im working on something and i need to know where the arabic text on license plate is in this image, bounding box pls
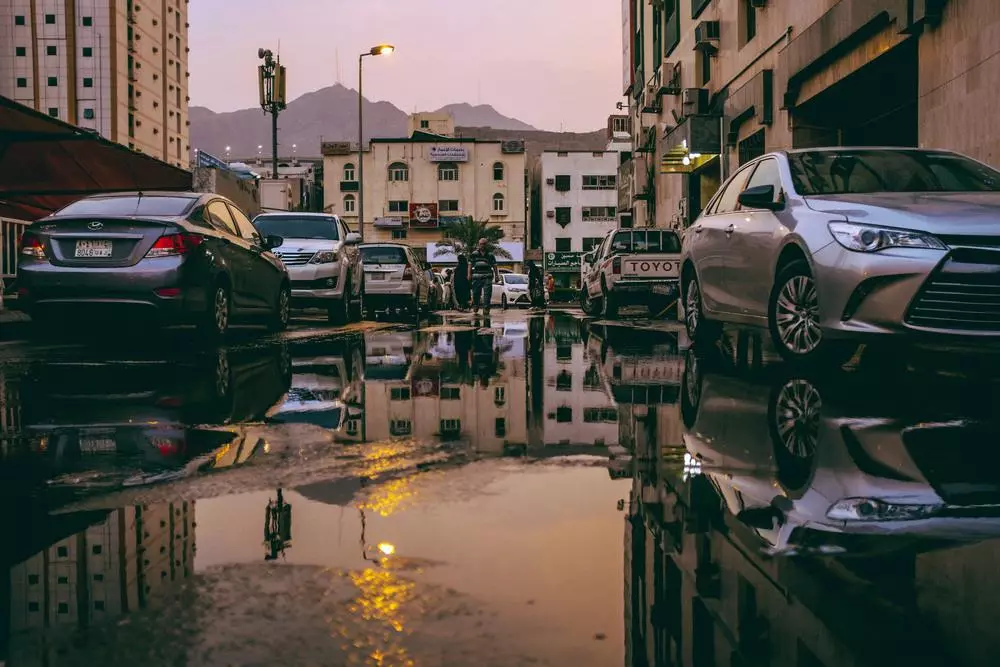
[652,283,677,296]
[75,240,113,258]
[80,438,116,453]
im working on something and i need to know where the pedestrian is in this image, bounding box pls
[469,238,498,316]
[453,254,470,310]
[546,273,556,301]
[526,260,545,309]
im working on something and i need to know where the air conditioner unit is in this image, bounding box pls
[681,88,709,115]
[545,177,555,185]
[694,21,721,51]
[658,60,681,96]
[749,0,767,7]
[546,210,555,218]
[642,83,660,113]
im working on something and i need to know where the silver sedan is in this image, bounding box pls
[681,147,1000,363]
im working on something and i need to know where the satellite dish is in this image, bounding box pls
[257,48,266,59]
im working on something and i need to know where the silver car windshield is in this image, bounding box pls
[56,195,197,216]
[254,216,339,240]
[788,150,1000,195]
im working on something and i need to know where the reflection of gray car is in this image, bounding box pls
[681,148,1000,364]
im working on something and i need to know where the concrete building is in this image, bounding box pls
[322,113,527,263]
[0,0,191,167]
[620,0,999,229]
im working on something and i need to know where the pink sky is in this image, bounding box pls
[188,0,622,131]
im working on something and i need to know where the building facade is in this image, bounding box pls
[620,0,998,230]
[322,113,527,263]
[0,0,191,167]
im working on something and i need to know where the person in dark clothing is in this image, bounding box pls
[468,238,499,315]
[453,254,470,310]
[525,260,545,309]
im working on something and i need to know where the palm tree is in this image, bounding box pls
[433,216,512,259]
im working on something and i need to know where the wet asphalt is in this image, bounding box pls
[1,308,1000,666]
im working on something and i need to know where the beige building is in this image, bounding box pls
[0,0,191,167]
[323,113,527,262]
[622,0,998,228]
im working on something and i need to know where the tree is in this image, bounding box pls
[433,216,512,259]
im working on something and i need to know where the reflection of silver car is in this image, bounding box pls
[681,148,1000,364]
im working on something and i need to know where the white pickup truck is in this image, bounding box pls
[579,228,682,318]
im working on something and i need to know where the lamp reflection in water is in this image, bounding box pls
[264,488,292,561]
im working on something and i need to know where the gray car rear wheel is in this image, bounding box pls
[683,274,720,343]
[199,283,230,339]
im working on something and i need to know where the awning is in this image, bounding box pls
[660,115,721,174]
[0,95,192,220]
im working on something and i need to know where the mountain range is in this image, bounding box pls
[189,84,549,158]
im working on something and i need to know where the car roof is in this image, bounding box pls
[359,242,409,248]
[254,211,341,218]
[779,146,960,156]
[82,190,202,199]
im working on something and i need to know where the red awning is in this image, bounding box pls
[0,95,192,221]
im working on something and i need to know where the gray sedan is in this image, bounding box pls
[681,147,1000,363]
[17,191,290,337]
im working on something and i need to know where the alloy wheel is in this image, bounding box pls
[773,378,821,460]
[775,275,821,355]
[214,287,229,334]
[278,288,290,326]
[685,280,701,336]
[214,349,231,398]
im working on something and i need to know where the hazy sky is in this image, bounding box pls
[188,0,622,132]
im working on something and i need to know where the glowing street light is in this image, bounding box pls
[358,43,395,241]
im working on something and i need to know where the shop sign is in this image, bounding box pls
[429,146,469,162]
[408,203,438,228]
[544,251,582,272]
[373,216,405,228]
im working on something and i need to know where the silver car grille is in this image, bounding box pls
[907,270,1000,332]
[275,251,315,266]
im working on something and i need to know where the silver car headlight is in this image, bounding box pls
[826,497,939,522]
[828,222,946,252]
[309,251,338,264]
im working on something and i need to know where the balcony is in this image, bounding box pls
[339,180,359,192]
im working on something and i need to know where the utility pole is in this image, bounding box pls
[258,48,287,179]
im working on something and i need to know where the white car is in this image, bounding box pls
[252,212,363,324]
[491,273,531,308]
[359,243,432,320]
[580,228,681,318]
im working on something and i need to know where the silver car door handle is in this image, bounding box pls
[725,224,735,235]
[693,226,703,234]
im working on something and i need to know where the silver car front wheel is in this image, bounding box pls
[774,273,822,355]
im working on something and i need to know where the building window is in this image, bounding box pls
[390,420,412,437]
[15,46,26,56]
[493,161,505,181]
[388,200,408,213]
[48,108,58,117]
[556,370,572,391]
[45,14,56,24]
[83,108,95,120]
[492,193,505,213]
[440,419,461,434]
[437,162,459,181]
[555,406,572,423]
[46,45,57,56]
[15,15,26,26]
[699,51,712,86]
[83,46,93,57]
[47,76,57,87]
[16,77,27,88]
[82,16,93,26]
[420,120,429,128]
[582,237,603,252]
[441,386,461,400]
[343,162,355,181]
[555,238,571,252]
[554,207,571,227]
[554,174,571,191]
[388,162,409,182]
[390,387,411,401]
[556,345,572,361]
[495,418,506,438]
[582,174,616,190]
[343,194,356,213]
[439,200,459,212]
[582,206,617,221]
[494,386,506,405]
[741,0,757,47]
[391,229,408,240]
[83,77,94,88]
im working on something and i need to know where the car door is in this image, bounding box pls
[690,163,756,315]
[204,200,253,310]
[586,233,612,298]
[723,158,787,320]
[229,202,284,310]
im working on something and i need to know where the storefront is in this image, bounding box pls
[543,251,582,292]
[660,114,722,227]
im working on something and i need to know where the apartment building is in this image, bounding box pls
[621,0,999,229]
[322,113,527,263]
[0,0,191,167]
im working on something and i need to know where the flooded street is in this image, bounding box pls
[2,311,1000,666]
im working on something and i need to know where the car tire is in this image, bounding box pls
[601,281,618,319]
[683,274,721,343]
[501,294,508,310]
[410,297,421,323]
[268,283,291,332]
[199,282,230,339]
[767,260,856,367]
[328,277,351,326]
[350,283,365,321]
[580,288,600,316]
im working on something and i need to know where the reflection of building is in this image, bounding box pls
[322,113,527,262]
[7,502,195,663]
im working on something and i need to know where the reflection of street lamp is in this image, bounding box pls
[358,43,395,241]
[225,145,231,162]
[264,489,292,560]
[358,505,395,565]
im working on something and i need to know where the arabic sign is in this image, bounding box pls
[373,217,406,228]
[429,146,469,162]
[410,371,440,397]
[408,203,438,228]
[195,150,228,170]
[544,251,582,272]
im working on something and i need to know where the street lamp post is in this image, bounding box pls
[358,44,394,241]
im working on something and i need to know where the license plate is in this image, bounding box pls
[80,438,116,453]
[366,273,386,281]
[75,240,113,258]
[652,283,678,296]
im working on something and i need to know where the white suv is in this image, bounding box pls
[252,213,363,324]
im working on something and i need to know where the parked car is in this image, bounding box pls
[359,243,432,320]
[17,192,289,337]
[580,228,682,318]
[681,147,1000,364]
[434,272,452,308]
[424,267,443,310]
[252,212,363,324]
[491,272,531,308]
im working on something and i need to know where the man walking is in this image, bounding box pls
[469,237,498,316]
